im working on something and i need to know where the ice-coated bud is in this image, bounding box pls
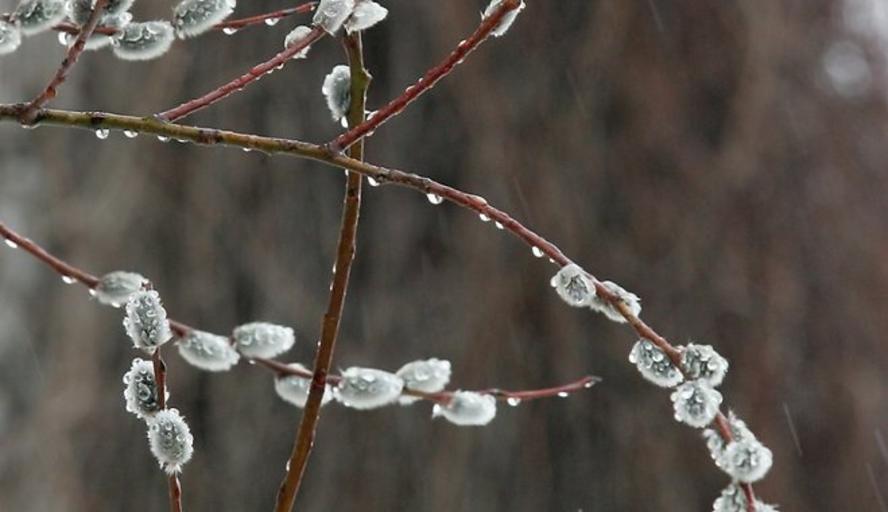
[173,0,236,38]
[322,64,351,123]
[177,330,240,371]
[680,343,729,387]
[335,367,404,410]
[274,363,333,408]
[147,408,194,475]
[94,271,148,307]
[628,339,683,388]
[122,358,167,419]
[670,379,723,428]
[14,0,67,36]
[482,0,525,37]
[123,290,173,352]
[82,12,131,51]
[550,263,595,307]
[67,0,135,25]
[0,21,23,56]
[703,411,756,467]
[232,322,295,358]
[589,280,641,323]
[112,20,174,61]
[283,25,313,58]
[344,0,387,33]
[312,0,355,35]
[719,437,773,483]
[433,391,497,426]
[396,358,451,405]
[712,483,779,512]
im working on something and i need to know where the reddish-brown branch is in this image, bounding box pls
[328,0,523,152]
[156,26,325,122]
[20,0,109,125]
[152,348,184,512]
[0,222,99,287]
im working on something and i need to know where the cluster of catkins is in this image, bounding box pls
[551,263,778,511]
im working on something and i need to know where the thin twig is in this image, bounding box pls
[328,0,523,152]
[152,348,184,512]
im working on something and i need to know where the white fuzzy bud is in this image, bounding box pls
[433,391,497,426]
[173,0,236,39]
[283,25,313,58]
[550,263,595,307]
[703,411,756,468]
[670,379,722,428]
[396,358,451,405]
[81,12,131,51]
[274,363,333,408]
[719,437,773,483]
[67,0,134,25]
[312,0,355,35]
[589,280,641,323]
[112,20,174,61]
[344,0,387,33]
[14,0,67,36]
[335,367,404,410]
[122,358,167,419]
[0,21,23,56]
[94,271,148,307]
[712,483,779,512]
[322,64,351,123]
[482,0,525,37]
[123,290,173,352]
[147,408,193,475]
[232,322,295,358]
[680,343,729,387]
[628,339,683,388]
[177,330,240,371]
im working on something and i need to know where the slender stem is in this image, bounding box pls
[152,348,184,512]
[20,0,109,125]
[156,26,325,122]
[0,222,99,287]
[168,476,182,512]
[328,0,523,152]
[273,31,369,512]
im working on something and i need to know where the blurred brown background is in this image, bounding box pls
[1,0,887,510]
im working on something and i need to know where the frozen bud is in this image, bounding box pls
[112,20,174,61]
[670,379,723,428]
[680,343,729,387]
[67,0,135,25]
[719,437,773,483]
[177,330,240,371]
[322,64,351,123]
[433,391,497,426]
[122,358,167,419]
[628,339,683,388]
[173,0,236,39]
[396,358,451,405]
[703,411,756,468]
[123,290,173,352]
[344,0,387,33]
[274,363,333,408]
[283,25,313,58]
[94,271,148,307]
[482,0,525,37]
[550,263,595,307]
[82,12,131,51]
[312,0,355,35]
[335,367,404,410]
[14,0,67,36]
[712,483,779,512]
[147,409,194,475]
[589,280,641,323]
[0,21,23,56]
[232,322,295,358]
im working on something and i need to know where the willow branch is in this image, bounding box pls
[151,348,184,512]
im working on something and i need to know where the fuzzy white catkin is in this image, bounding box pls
[122,358,167,419]
[81,12,132,51]
[147,409,194,475]
[335,367,404,410]
[67,0,134,25]
[628,339,683,388]
[232,322,295,358]
[550,263,595,307]
[312,0,355,35]
[396,358,451,405]
[588,280,641,323]
[14,0,67,36]
[112,20,175,61]
[720,438,773,483]
[433,391,497,426]
[322,64,351,123]
[123,290,173,352]
[173,0,236,38]
[670,379,723,428]
[344,0,387,33]
[482,0,526,37]
[703,411,757,468]
[680,343,729,387]
[274,363,333,408]
[283,25,313,58]
[712,483,779,512]
[94,271,148,307]
[177,330,240,371]
[0,21,23,55]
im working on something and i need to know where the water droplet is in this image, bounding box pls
[88,288,97,297]
[367,177,380,187]
[157,136,170,142]
[61,275,76,284]
[557,391,569,398]
[95,129,109,140]
[4,239,18,249]
[265,17,280,26]
[531,246,544,258]
[242,147,252,152]
[583,380,596,388]
[57,32,69,46]
[494,221,504,230]
[506,397,522,407]
[426,193,443,205]
[123,130,138,138]
[222,27,238,35]
[479,213,491,222]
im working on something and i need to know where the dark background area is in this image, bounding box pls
[1,0,887,510]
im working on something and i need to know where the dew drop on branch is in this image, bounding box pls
[61,275,76,284]
[506,397,521,407]
[426,193,443,205]
[95,129,110,140]
[222,27,238,35]
[4,239,18,249]
[367,176,380,187]
[264,17,280,26]
[479,213,491,222]
[123,130,138,138]
[531,246,544,258]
